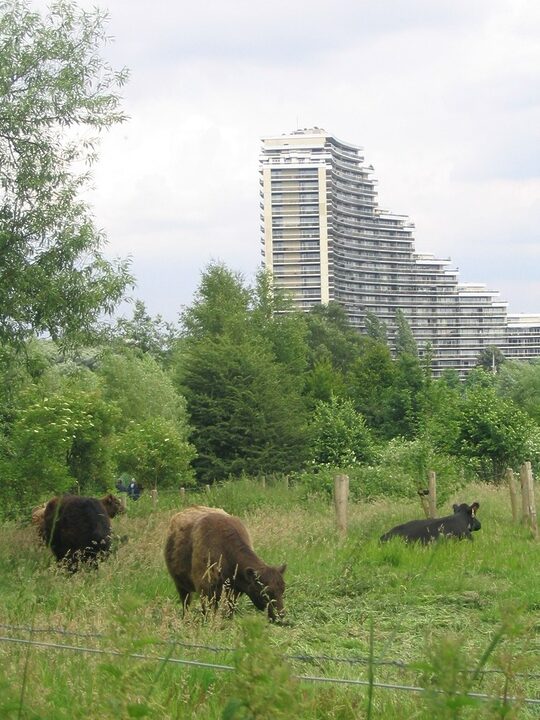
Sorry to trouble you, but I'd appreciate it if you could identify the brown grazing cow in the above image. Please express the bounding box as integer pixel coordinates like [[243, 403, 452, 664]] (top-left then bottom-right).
[[164, 505, 286, 621]]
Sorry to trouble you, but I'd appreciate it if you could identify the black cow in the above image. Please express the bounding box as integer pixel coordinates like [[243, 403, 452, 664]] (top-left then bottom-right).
[[43, 495, 115, 571], [380, 502, 481, 544]]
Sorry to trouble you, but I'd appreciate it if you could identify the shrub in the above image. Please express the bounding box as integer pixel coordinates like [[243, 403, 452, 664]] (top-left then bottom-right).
[[295, 438, 467, 504]]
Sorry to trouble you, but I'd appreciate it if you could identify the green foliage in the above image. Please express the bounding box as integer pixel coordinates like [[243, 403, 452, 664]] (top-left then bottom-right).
[[177, 264, 308, 483], [10, 388, 119, 499], [304, 301, 363, 372], [251, 270, 308, 382], [476, 345, 505, 373], [180, 334, 307, 482], [364, 310, 388, 343], [180, 262, 251, 341], [449, 385, 540, 482], [222, 618, 305, 720], [98, 349, 188, 430], [0, 0, 133, 348], [347, 338, 396, 435], [309, 395, 375, 468], [298, 437, 466, 503], [110, 300, 179, 363], [496, 360, 540, 425], [375, 437, 467, 502], [304, 358, 346, 406], [394, 309, 418, 357], [113, 417, 196, 489], [383, 352, 425, 439]]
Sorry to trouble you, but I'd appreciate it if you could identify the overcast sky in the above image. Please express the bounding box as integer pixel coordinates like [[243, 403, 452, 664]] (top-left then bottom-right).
[[45, 0, 540, 320]]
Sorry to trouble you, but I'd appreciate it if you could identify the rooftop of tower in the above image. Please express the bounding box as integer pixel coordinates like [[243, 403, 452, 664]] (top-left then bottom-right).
[[289, 127, 327, 135], [262, 127, 363, 152]]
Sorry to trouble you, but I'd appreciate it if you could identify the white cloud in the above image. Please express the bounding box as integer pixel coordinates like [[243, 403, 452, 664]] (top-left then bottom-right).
[[32, 0, 540, 319]]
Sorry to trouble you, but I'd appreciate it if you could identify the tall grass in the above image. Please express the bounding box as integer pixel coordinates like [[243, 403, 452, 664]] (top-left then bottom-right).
[[0, 481, 539, 718]]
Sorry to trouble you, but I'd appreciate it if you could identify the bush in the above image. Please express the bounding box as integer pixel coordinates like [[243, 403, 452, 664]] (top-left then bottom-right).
[[295, 438, 468, 503], [113, 417, 196, 489], [309, 395, 375, 467]]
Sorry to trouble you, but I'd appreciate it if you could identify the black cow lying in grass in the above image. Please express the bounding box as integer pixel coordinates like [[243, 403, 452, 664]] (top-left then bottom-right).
[[380, 502, 481, 544]]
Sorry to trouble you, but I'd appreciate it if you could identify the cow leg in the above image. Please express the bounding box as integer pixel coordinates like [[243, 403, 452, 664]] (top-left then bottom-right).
[[171, 576, 192, 613]]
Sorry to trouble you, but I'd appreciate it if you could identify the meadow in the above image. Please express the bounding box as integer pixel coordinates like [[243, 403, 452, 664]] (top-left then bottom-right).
[[0, 480, 539, 719]]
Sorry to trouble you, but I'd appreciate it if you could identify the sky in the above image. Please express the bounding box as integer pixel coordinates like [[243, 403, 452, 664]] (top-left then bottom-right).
[[40, 0, 540, 320]]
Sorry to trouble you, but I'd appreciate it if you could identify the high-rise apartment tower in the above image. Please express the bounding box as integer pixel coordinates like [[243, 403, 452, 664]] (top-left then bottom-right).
[[259, 128, 540, 375]]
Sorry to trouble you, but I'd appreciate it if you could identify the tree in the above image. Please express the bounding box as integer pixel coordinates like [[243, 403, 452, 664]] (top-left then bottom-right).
[[10, 388, 120, 498], [175, 264, 308, 482], [110, 300, 179, 363], [304, 302, 363, 373], [98, 348, 189, 430], [251, 270, 308, 383], [384, 352, 425, 438], [304, 358, 346, 406], [347, 338, 396, 436], [476, 345, 505, 373], [114, 417, 196, 489], [394, 309, 418, 357], [180, 262, 251, 342], [364, 311, 388, 344], [449, 385, 540, 482], [179, 334, 307, 483], [309, 395, 375, 468], [0, 0, 132, 348], [497, 360, 540, 425]]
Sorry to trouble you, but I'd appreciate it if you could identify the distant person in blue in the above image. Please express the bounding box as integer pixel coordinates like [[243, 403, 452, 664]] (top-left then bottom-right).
[[127, 478, 141, 501]]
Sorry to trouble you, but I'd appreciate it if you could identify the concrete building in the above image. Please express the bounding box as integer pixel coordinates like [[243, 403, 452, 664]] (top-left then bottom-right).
[[259, 127, 539, 376]]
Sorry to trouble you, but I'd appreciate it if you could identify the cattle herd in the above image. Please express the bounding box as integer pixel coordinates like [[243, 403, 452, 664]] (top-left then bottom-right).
[[31, 494, 481, 620]]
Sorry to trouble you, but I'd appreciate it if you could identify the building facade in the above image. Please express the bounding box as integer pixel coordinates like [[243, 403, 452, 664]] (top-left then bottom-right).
[[259, 128, 540, 375]]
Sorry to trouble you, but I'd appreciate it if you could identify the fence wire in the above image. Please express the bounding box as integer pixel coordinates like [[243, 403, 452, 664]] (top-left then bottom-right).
[[1, 634, 539, 707], [1, 622, 538, 681]]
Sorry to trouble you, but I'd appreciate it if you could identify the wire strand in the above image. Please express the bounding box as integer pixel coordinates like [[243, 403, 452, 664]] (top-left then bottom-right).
[[1, 635, 538, 707], [1, 623, 538, 680]]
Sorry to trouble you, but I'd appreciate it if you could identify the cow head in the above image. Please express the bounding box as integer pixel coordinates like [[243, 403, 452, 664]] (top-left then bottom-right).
[[453, 502, 481, 532], [101, 494, 125, 518], [244, 564, 286, 621]]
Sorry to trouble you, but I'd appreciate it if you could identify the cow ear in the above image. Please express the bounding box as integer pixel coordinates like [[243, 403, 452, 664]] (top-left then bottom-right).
[[452, 504, 459, 513], [471, 502, 480, 513], [278, 563, 287, 575]]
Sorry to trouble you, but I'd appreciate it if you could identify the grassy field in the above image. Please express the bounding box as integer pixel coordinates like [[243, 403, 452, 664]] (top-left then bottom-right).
[[0, 480, 539, 719]]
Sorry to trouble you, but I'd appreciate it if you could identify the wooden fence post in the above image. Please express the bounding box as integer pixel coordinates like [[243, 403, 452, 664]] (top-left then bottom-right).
[[428, 470, 437, 518], [418, 490, 430, 519], [333, 474, 349, 536], [506, 468, 519, 522], [261, 477, 266, 489], [523, 461, 538, 539], [120, 494, 127, 513], [205, 484, 211, 494], [519, 464, 530, 524], [150, 488, 158, 509], [179, 486, 186, 501]]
